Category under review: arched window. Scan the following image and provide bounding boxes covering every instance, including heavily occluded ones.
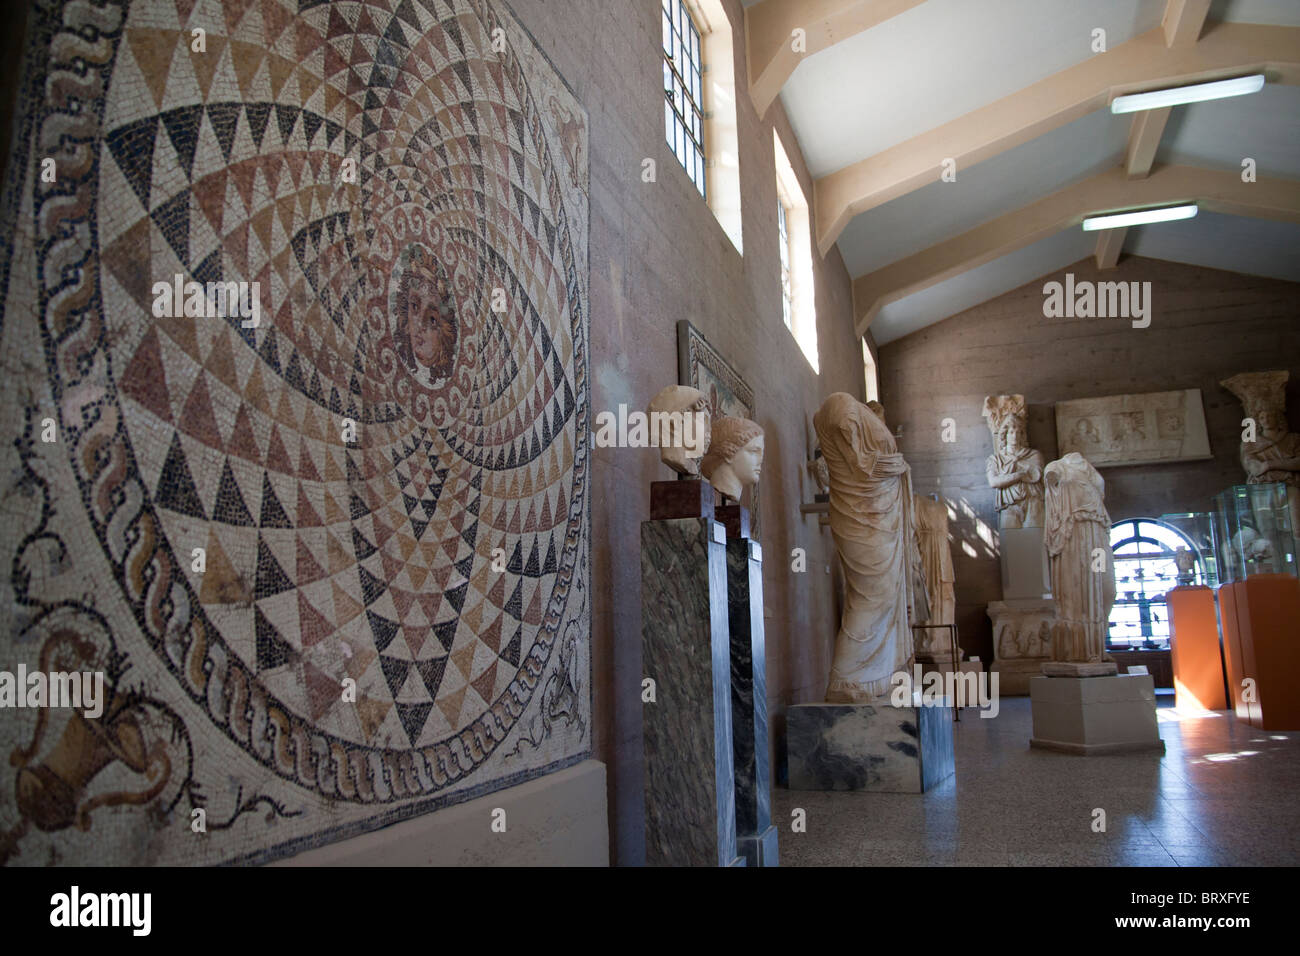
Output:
[1109,518,1202,648]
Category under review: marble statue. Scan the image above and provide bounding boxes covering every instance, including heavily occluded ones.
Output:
[813,393,921,702]
[1221,370,1300,533]
[806,449,830,495]
[1043,452,1116,669]
[983,395,1045,530]
[647,385,711,476]
[1174,546,1196,586]
[913,494,956,658]
[700,416,764,502]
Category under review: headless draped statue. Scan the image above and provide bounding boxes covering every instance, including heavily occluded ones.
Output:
[814,393,921,702]
[1044,453,1116,666]
[913,494,956,659]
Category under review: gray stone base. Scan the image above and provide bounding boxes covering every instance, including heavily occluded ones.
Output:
[1029,675,1164,756]
[1042,660,1118,678]
[738,824,780,868]
[786,698,955,793]
[993,658,1051,696]
[988,597,1055,696]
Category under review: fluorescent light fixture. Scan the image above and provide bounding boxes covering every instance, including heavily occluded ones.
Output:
[1082,204,1198,231]
[1111,74,1265,113]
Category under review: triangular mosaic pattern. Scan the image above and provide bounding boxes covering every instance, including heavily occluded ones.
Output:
[1,0,590,865]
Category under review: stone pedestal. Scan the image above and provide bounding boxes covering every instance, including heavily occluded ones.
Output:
[640,517,741,867]
[786,698,955,793]
[1029,674,1165,755]
[1000,526,1050,599]
[988,597,1055,695]
[722,512,778,868]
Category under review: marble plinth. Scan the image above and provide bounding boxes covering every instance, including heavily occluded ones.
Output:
[1042,661,1118,678]
[988,597,1055,695]
[1029,674,1165,755]
[786,698,955,793]
[725,533,778,867]
[1000,526,1050,599]
[641,517,740,867]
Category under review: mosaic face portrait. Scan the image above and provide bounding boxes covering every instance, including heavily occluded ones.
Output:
[390,245,461,389]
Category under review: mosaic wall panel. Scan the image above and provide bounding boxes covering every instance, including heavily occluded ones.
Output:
[0,0,590,865]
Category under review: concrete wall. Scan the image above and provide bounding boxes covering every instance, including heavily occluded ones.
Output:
[501,0,866,863]
[879,254,1300,664]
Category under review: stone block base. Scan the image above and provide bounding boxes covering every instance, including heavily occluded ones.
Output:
[1029,675,1165,755]
[1042,661,1118,678]
[988,597,1055,696]
[786,699,955,793]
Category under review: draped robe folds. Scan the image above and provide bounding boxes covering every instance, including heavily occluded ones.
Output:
[815,395,920,702]
[1043,454,1116,663]
[986,447,1045,527]
[914,495,956,656]
[1241,431,1300,533]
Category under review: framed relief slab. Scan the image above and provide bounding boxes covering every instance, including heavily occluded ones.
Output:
[1055,389,1212,467]
[676,320,760,537]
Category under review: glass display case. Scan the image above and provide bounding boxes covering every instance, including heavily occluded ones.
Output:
[1158,511,1220,588]
[1211,482,1299,583]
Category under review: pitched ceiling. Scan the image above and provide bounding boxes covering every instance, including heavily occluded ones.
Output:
[743,0,1300,345]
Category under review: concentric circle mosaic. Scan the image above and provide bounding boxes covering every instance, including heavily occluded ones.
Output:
[1,0,589,863]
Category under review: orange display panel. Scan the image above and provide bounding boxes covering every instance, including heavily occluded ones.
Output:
[1219,575,1300,731]
[1166,586,1227,712]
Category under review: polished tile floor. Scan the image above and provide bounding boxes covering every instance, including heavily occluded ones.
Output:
[774,697,1300,866]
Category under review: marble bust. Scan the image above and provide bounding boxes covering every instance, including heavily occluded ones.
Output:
[1174,546,1196,585]
[646,385,711,476]
[700,416,764,502]
[1221,370,1300,533]
[813,393,920,702]
[983,394,1045,530]
[1043,452,1116,673]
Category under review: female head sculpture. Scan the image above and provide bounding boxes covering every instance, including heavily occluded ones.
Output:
[646,385,711,475]
[700,416,764,502]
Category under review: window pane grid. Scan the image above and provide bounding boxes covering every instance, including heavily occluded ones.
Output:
[662,0,706,197]
[1106,518,1200,648]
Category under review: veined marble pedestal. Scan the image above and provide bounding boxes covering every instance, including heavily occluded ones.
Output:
[988,598,1055,695]
[1029,674,1165,755]
[786,697,955,793]
[722,525,779,867]
[640,516,741,867]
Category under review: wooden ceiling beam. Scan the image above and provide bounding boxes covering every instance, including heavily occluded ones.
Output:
[817,23,1300,256]
[1163,0,1213,47]
[852,164,1300,334]
[1094,226,1128,270]
[744,0,926,117]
